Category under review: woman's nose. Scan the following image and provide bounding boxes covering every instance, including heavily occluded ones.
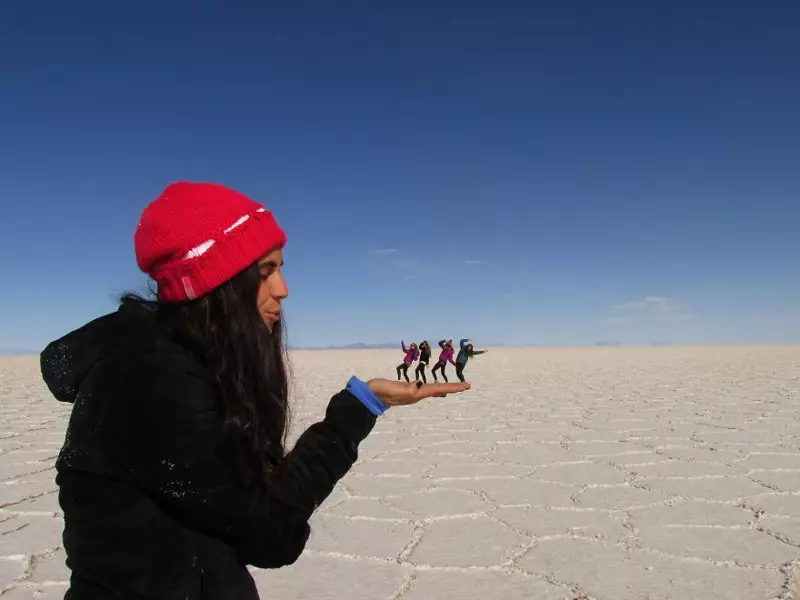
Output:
[271,272,289,299]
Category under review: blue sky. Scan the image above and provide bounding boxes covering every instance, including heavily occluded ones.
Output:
[1,0,798,350]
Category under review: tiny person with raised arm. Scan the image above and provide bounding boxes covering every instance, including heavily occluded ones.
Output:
[455,338,488,382]
[396,340,419,382]
[415,340,432,383]
[431,339,456,382]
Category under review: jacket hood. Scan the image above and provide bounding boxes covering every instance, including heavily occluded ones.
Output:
[40,305,157,404]
[40,311,121,403]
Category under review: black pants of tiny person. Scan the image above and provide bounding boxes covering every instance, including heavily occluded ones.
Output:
[431,361,448,382]
[415,361,429,383]
[455,361,466,382]
[396,363,410,382]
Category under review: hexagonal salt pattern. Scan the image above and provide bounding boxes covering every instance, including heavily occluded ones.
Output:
[2,345,799,599]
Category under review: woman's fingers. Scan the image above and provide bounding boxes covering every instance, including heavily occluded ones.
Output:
[418,382,471,398]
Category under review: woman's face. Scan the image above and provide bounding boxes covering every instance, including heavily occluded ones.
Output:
[411,343,417,351]
[256,247,288,331]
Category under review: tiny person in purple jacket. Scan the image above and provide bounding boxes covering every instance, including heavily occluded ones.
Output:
[431,339,456,382]
[396,341,419,382]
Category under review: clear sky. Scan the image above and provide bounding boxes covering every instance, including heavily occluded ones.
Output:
[1,0,798,351]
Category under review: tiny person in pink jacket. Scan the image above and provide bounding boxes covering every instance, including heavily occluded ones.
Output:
[431,339,456,382]
[396,341,419,382]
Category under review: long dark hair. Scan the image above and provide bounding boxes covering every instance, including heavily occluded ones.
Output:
[121,262,290,484]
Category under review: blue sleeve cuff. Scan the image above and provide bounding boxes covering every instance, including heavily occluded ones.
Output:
[345,376,388,416]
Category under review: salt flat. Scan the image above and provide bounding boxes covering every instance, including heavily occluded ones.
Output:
[1,345,799,599]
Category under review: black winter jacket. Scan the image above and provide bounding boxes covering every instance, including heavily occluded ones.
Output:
[40,304,377,599]
[419,346,430,364]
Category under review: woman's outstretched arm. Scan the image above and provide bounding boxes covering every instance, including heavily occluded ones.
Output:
[102,355,381,570]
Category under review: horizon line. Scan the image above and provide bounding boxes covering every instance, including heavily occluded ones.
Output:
[4,340,798,356]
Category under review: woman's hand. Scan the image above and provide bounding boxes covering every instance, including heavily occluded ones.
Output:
[366,379,471,407]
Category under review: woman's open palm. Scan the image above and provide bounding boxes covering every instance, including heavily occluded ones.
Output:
[367,379,471,407]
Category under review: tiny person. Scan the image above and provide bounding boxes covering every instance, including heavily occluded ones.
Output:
[431,339,457,382]
[396,340,419,382]
[415,340,432,383]
[455,338,488,382]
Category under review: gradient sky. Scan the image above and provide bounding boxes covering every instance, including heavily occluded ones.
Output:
[1,0,798,351]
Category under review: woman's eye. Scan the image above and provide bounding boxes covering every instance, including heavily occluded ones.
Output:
[259,261,283,279]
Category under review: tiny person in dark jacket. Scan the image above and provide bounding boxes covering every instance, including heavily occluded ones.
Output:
[455,338,488,382]
[39,181,470,600]
[415,340,432,383]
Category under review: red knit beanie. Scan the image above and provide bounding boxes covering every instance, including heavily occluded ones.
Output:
[134,181,287,302]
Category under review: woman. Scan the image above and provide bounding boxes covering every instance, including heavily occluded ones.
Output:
[455,338,488,382]
[431,339,457,382]
[396,340,419,382]
[415,340,432,383]
[39,181,469,600]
